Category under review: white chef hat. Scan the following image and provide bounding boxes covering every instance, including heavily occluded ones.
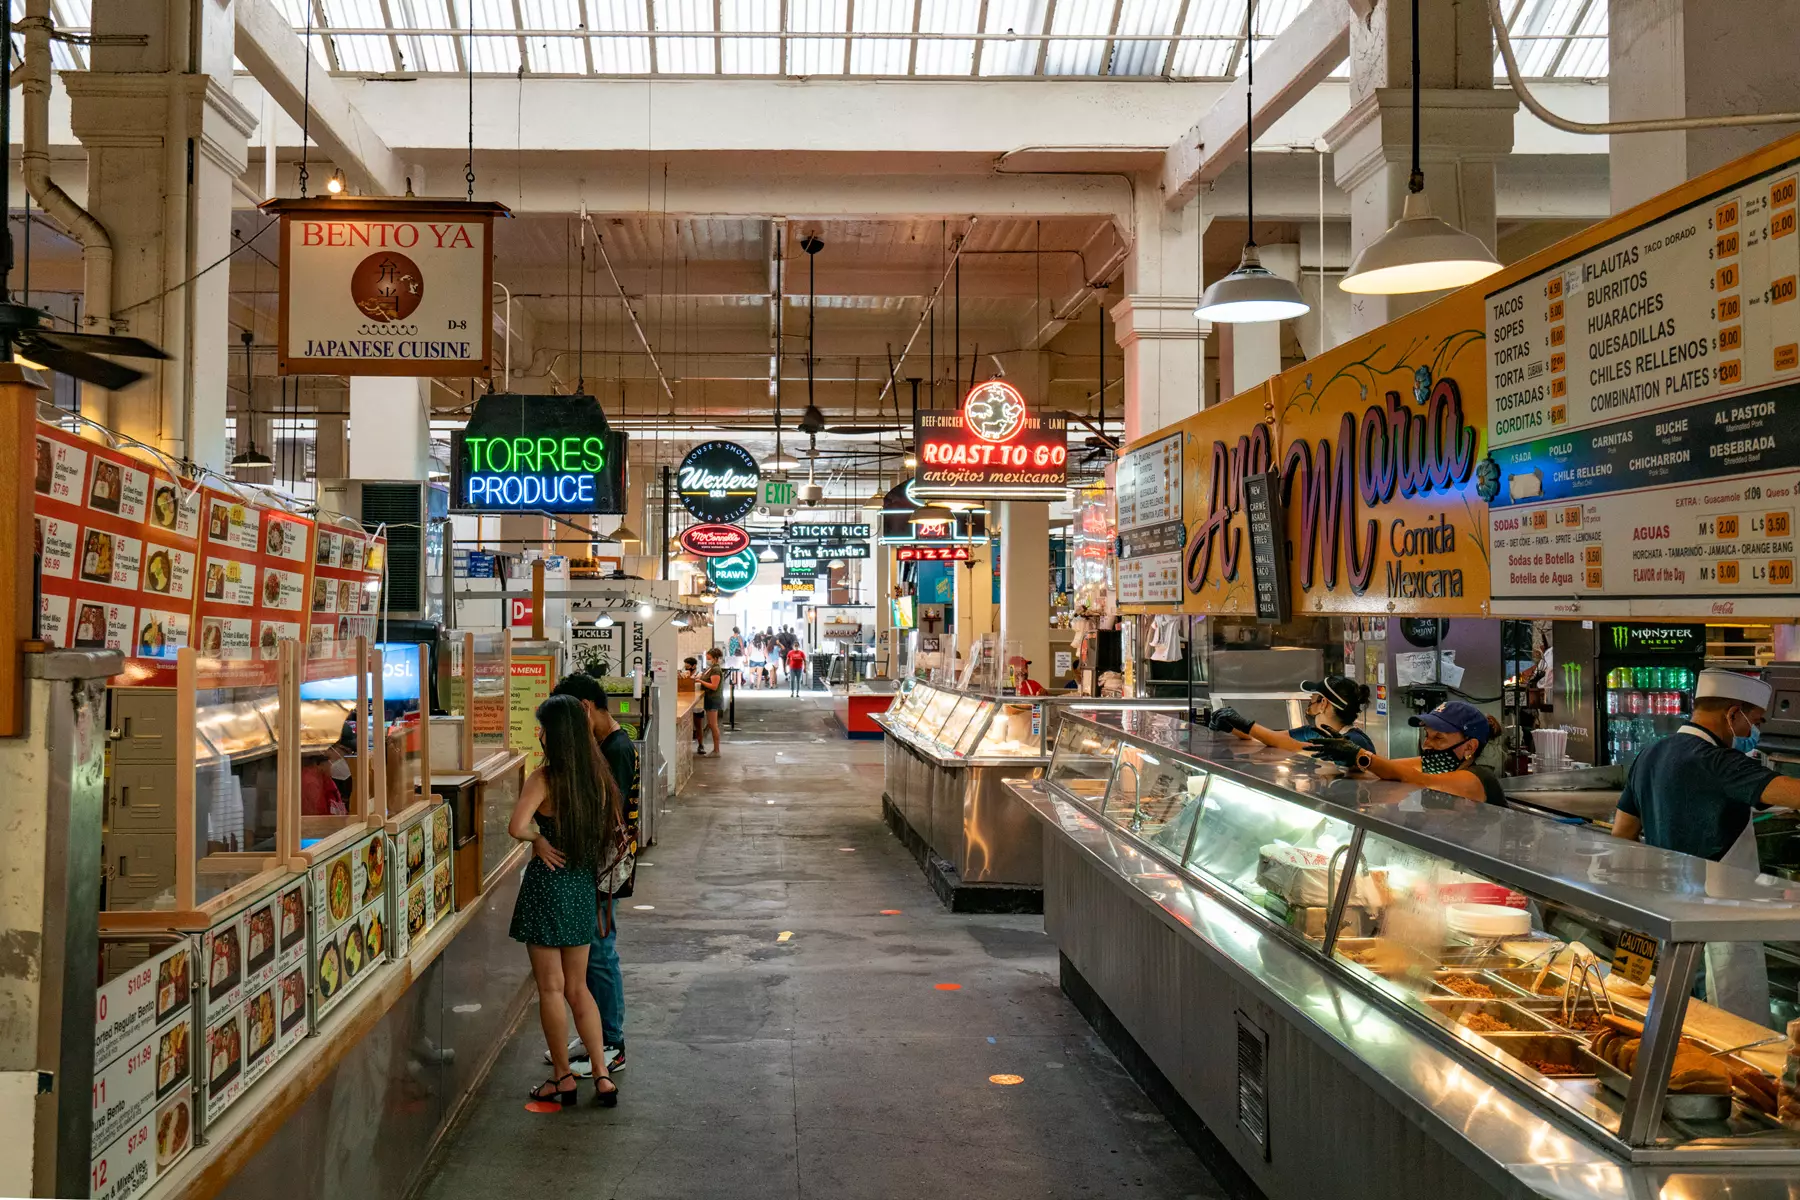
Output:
[1695,668,1772,710]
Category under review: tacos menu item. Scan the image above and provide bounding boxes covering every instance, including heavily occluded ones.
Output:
[326,856,353,923]
[156,1096,191,1168]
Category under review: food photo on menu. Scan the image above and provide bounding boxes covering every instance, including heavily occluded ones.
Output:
[246,903,276,975]
[155,1018,190,1099]
[317,940,343,1002]
[150,481,179,530]
[279,967,306,1035]
[432,860,451,915]
[144,548,173,594]
[137,615,169,659]
[264,519,289,558]
[315,530,336,564]
[156,950,191,1022]
[79,529,114,583]
[34,437,52,493]
[200,617,225,656]
[407,884,426,939]
[88,459,124,513]
[155,1093,191,1171]
[208,1018,241,1099]
[279,886,305,953]
[207,501,229,541]
[73,602,108,649]
[245,987,276,1065]
[361,837,386,905]
[204,560,226,600]
[208,925,241,1003]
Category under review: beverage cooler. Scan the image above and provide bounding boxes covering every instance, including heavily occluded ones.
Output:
[1596,623,1705,766]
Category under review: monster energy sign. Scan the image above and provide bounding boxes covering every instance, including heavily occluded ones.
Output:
[1602,624,1703,655]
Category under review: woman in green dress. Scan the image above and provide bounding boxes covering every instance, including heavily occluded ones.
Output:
[509,694,625,1107]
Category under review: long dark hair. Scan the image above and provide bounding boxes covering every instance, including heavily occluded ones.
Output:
[534,695,623,870]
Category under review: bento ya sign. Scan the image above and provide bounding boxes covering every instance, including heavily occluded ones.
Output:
[268,196,507,377]
[450,393,627,515]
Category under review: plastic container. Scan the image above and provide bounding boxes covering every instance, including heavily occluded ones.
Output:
[1446,902,1533,939]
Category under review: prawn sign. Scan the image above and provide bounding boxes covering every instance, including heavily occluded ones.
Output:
[913,380,1069,501]
[266,196,508,377]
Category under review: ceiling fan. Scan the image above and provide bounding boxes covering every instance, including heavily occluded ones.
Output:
[0,301,169,392]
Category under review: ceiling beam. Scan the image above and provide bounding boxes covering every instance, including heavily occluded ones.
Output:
[235,0,407,196]
[1160,0,1355,210]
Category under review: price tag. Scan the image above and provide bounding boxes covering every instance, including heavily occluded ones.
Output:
[1611,929,1659,985]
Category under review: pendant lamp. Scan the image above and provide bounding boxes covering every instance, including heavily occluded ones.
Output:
[910,503,954,526]
[1340,0,1501,295]
[230,328,274,471]
[1196,1,1310,324]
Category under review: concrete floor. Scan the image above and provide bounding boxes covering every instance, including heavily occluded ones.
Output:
[416,690,1225,1200]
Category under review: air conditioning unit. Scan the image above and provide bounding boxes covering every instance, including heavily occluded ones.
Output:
[317,479,449,620]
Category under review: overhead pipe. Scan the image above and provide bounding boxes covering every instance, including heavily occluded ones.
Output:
[19,2,114,348]
[875,218,977,410]
[581,210,677,405]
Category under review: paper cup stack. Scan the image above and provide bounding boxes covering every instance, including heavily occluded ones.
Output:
[1531,727,1569,772]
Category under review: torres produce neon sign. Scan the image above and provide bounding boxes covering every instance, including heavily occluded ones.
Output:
[449,393,627,515]
[461,435,609,507]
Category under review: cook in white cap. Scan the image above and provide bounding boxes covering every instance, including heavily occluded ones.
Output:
[1611,668,1799,1021]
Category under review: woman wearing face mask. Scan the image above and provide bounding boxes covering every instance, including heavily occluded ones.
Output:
[1206,675,1375,755]
[1308,699,1506,806]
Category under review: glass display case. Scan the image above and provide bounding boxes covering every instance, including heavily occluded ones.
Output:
[1038,706,1800,1165]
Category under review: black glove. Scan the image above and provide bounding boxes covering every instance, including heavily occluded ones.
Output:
[1206,706,1253,735]
[1307,736,1373,771]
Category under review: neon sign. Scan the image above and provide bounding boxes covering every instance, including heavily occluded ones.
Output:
[913,382,1069,501]
[896,545,971,561]
[449,393,627,515]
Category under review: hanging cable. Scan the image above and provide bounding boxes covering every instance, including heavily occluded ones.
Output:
[297,6,312,197]
[465,29,477,201]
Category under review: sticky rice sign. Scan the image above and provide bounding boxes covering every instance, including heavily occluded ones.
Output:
[266,197,509,377]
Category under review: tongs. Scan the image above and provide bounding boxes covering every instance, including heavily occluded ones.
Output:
[1561,959,1615,1027]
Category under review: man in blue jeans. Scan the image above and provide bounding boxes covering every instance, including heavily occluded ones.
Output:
[546,671,636,1076]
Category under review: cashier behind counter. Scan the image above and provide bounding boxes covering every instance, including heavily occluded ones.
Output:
[1609,669,1800,1023]
[1304,699,1508,808]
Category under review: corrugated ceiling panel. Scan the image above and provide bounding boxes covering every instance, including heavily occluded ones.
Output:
[1108,0,1179,76]
[656,0,716,74]
[398,33,460,71]
[1045,0,1113,76]
[978,0,1045,76]
[915,0,978,76]
[459,0,517,29]
[1167,0,1239,77]
[849,0,911,74]
[322,0,386,28]
[332,33,397,72]
[519,0,585,64]
[788,0,848,76]
[720,0,780,74]
[590,0,651,73]
[390,0,454,28]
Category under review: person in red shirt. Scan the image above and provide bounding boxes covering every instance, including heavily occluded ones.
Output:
[785,645,807,696]
[1008,656,1046,696]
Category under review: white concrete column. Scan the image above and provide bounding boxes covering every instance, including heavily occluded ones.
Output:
[953,539,995,663]
[348,376,432,481]
[871,530,892,676]
[1325,0,1518,335]
[1609,0,1800,212]
[65,0,256,469]
[996,502,1050,685]
[1114,183,1210,440]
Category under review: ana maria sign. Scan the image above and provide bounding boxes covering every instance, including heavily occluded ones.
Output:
[449,393,627,514]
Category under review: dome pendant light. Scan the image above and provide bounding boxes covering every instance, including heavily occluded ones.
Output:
[1196,1,1309,325]
[1340,0,1502,295]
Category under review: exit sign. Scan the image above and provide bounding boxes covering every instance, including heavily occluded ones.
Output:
[763,479,794,506]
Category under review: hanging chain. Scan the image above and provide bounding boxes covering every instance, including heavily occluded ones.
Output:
[465,38,476,202]
[297,7,312,197]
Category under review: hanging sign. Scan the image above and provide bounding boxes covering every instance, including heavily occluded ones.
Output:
[1115,431,1184,605]
[785,542,870,563]
[678,523,751,557]
[896,545,971,562]
[913,380,1069,501]
[1242,471,1291,623]
[705,547,759,593]
[785,523,870,542]
[781,577,816,594]
[450,393,626,515]
[265,196,508,377]
[677,441,761,523]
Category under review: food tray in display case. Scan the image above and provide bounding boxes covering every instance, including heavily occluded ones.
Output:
[92,937,197,1200]
[1036,706,1800,1166]
[310,827,391,1023]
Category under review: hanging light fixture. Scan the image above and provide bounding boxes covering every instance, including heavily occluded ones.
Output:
[1340,0,1501,294]
[595,612,616,628]
[758,545,779,562]
[608,523,642,546]
[230,328,274,472]
[1196,1,1310,324]
[910,503,954,526]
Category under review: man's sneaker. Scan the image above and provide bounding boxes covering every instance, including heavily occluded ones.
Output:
[603,1046,625,1073]
[542,1040,622,1078]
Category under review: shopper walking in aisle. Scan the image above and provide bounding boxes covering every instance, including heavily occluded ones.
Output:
[747,635,766,689]
[786,642,808,696]
[699,647,727,754]
[507,695,626,1108]
[543,672,637,1078]
[727,627,744,658]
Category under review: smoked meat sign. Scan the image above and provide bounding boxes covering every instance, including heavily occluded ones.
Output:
[266,197,508,377]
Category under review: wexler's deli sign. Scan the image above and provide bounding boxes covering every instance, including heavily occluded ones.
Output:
[1120,291,1494,617]
[913,380,1069,501]
[450,393,627,514]
[265,197,508,377]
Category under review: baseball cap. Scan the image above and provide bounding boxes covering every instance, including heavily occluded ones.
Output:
[1007,655,1032,667]
[1409,700,1491,746]
[1301,675,1360,712]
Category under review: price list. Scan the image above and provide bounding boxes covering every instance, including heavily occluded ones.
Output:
[1487,152,1800,614]
[1115,432,1183,605]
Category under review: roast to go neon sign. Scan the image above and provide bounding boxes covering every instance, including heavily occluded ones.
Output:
[461,435,608,509]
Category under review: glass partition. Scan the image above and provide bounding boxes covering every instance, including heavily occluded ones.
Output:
[480,758,525,882]
[448,631,510,762]
[1046,721,1121,805]
[954,700,999,756]
[969,700,1045,758]
[930,695,982,752]
[915,686,960,741]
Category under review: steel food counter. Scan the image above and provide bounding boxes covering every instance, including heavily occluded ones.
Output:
[872,681,1055,911]
[1010,706,1800,1200]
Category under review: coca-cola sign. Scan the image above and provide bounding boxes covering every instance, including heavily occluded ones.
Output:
[676,441,761,523]
[678,523,751,558]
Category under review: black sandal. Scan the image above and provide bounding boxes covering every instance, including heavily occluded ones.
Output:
[530,1072,579,1107]
[593,1074,620,1108]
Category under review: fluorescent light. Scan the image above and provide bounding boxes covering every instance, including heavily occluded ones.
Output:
[1339,192,1502,294]
[1195,246,1310,323]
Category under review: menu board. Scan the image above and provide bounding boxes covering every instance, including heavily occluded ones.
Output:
[91,941,194,1200]
[392,802,454,957]
[194,492,322,686]
[198,878,309,1129]
[311,830,391,1021]
[1487,153,1800,616]
[34,426,202,685]
[508,655,557,771]
[308,525,387,678]
[1242,472,1291,623]
[1114,432,1184,606]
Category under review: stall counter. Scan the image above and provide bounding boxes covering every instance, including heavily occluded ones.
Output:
[834,683,893,739]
